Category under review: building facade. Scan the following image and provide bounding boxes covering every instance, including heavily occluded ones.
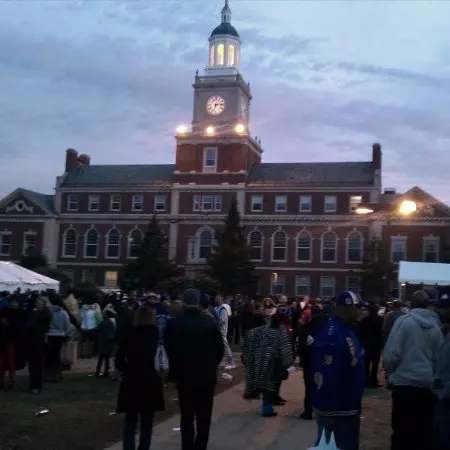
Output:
[0,1,449,297]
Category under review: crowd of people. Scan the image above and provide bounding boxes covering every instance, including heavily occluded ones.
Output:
[0,287,449,450]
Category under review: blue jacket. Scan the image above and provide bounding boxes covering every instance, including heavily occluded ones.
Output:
[311,315,364,417]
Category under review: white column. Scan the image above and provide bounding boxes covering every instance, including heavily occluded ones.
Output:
[169,188,180,260]
[43,218,58,267]
[236,186,245,217]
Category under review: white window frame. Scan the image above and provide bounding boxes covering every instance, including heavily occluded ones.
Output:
[132,195,144,212]
[320,276,335,298]
[349,195,363,212]
[203,147,217,172]
[193,195,222,212]
[295,275,310,297]
[84,229,99,259]
[324,195,337,213]
[67,195,78,212]
[346,276,361,294]
[346,231,363,264]
[391,236,407,263]
[105,228,121,259]
[0,231,12,257]
[62,228,77,258]
[196,228,214,261]
[88,195,100,212]
[321,231,338,263]
[271,230,287,263]
[423,236,439,263]
[127,229,143,259]
[299,195,312,213]
[251,195,263,212]
[22,231,37,256]
[110,195,121,212]
[270,274,285,295]
[248,230,263,262]
[296,230,312,263]
[154,194,166,212]
[275,195,287,213]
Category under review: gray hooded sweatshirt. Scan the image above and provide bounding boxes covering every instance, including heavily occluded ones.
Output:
[383,308,444,389]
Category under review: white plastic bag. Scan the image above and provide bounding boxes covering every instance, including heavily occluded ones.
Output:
[308,431,341,450]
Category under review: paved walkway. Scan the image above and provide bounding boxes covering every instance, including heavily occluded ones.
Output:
[106,371,317,450]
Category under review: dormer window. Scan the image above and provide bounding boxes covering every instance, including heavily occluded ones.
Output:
[203,147,217,172]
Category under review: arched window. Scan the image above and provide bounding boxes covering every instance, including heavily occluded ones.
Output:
[209,45,215,66]
[296,231,312,262]
[63,228,77,257]
[248,230,263,261]
[84,229,99,258]
[106,229,121,259]
[321,231,337,263]
[228,44,235,66]
[199,229,213,259]
[272,230,287,262]
[347,231,363,263]
[128,229,143,259]
[217,43,224,65]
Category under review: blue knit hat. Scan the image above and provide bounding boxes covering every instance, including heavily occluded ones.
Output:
[335,291,367,308]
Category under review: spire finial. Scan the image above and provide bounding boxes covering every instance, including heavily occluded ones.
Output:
[221,0,231,23]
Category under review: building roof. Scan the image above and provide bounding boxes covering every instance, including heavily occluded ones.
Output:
[247,162,374,186]
[60,164,175,187]
[20,188,55,213]
[211,22,240,38]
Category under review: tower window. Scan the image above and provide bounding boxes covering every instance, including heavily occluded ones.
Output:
[228,45,235,66]
[217,44,224,65]
[209,45,215,66]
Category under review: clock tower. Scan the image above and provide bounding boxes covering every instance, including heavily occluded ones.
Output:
[174,0,262,178]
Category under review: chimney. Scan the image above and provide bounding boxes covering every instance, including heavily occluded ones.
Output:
[77,154,91,166]
[372,142,382,170]
[65,148,79,172]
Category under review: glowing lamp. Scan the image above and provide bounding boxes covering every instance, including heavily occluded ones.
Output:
[398,200,417,216]
[176,125,188,135]
[205,126,215,136]
[355,206,375,215]
[234,123,246,134]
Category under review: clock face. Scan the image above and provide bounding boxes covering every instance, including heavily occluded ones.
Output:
[206,95,225,116]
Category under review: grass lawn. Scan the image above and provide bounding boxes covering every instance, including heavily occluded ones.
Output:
[0,368,245,450]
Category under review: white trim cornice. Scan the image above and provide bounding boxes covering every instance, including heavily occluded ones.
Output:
[255,267,364,273]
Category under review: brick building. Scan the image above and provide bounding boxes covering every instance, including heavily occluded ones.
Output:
[0,1,449,297]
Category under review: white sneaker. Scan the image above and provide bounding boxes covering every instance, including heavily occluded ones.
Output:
[221,373,233,380]
[224,364,236,370]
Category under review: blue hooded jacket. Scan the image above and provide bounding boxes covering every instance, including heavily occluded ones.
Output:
[311,314,364,417]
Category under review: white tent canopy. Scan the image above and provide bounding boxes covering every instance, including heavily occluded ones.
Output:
[398,261,450,286]
[0,261,60,292]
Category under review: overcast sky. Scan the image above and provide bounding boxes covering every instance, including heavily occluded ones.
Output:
[1,0,449,203]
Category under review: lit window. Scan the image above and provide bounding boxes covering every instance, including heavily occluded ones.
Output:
[349,195,362,212]
[63,229,77,257]
[423,237,439,262]
[106,229,121,258]
[391,236,407,263]
[154,195,166,212]
[217,44,224,65]
[110,195,121,212]
[203,147,217,171]
[132,195,144,212]
[104,271,118,288]
[67,195,78,211]
[23,232,37,256]
[321,231,337,263]
[324,195,337,213]
[84,229,99,258]
[271,273,285,295]
[299,196,312,213]
[251,195,263,212]
[0,232,12,256]
[88,195,100,212]
[346,277,361,294]
[347,231,363,263]
[295,276,310,297]
[275,195,287,212]
[228,44,235,65]
[320,276,335,298]
[209,45,215,66]
[128,229,143,258]
[272,231,287,262]
[296,231,312,262]
[248,230,263,261]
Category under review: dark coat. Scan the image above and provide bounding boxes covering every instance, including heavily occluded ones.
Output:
[164,308,224,389]
[359,313,383,354]
[241,311,266,337]
[96,318,116,356]
[115,325,165,414]
[0,308,27,369]
[297,314,327,367]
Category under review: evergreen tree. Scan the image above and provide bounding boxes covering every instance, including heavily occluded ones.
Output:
[122,215,181,291]
[20,247,48,271]
[208,199,257,295]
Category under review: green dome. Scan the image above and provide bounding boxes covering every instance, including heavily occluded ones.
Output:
[211,22,239,38]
